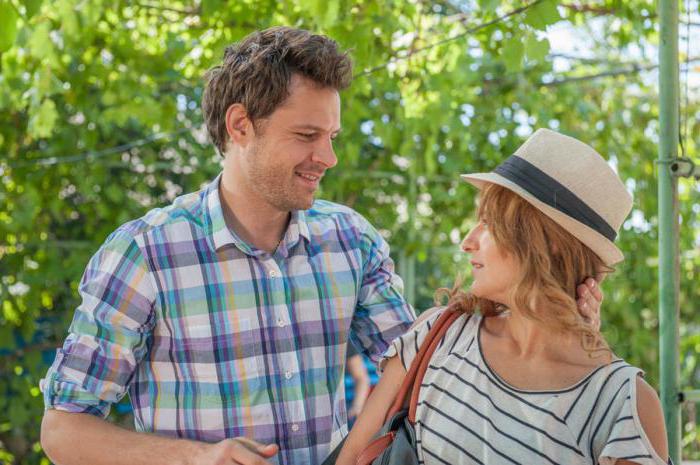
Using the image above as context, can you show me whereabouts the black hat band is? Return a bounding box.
[493,155,617,241]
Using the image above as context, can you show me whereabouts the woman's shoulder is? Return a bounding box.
[583,360,668,465]
[632,377,668,462]
[586,359,643,391]
[383,308,477,371]
[411,307,480,338]
[409,306,445,329]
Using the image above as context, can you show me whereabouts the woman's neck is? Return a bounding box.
[486,309,579,360]
[480,309,608,391]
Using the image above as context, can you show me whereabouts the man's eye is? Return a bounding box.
[298,133,315,139]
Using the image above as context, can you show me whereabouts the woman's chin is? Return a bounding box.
[469,284,487,299]
[470,285,505,304]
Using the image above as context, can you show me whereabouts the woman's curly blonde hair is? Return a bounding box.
[435,183,613,357]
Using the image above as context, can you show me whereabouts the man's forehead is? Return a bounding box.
[290,123,342,133]
[272,75,342,129]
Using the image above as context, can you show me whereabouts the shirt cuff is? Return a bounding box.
[41,372,111,418]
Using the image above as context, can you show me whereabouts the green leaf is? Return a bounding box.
[105,184,124,202]
[523,0,561,31]
[0,1,19,52]
[324,0,340,27]
[525,35,550,62]
[502,37,525,73]
[28,21,53,61]
[58,0,79,38]
[201,0,222,18]
[22,0,43,19]
[28,99,58,139]
[309,0,340,28]
[478,0,499,13]
[8,400,29,429]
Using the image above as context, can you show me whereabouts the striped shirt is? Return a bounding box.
[41,174,415,465]
[384,310,668,465]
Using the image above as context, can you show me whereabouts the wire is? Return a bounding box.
[7,1,697,170]
[6,2,542,170]
[544,58,700,86]
[354,0,543,77]
[7,126,195,168]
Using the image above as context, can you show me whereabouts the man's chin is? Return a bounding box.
[295,197,315,211]
[275,195,314,212]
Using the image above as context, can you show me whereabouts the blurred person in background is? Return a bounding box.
[345,338,373,426]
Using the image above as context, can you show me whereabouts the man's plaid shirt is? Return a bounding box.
[42,174,415,465]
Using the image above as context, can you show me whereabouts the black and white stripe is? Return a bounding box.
[387,310,667,465]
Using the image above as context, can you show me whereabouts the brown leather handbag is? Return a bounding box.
[323,309,460,465]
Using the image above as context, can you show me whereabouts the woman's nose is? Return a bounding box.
[461,227,479,252]
[462,222,481,253]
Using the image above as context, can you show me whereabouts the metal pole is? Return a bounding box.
[658,0,681,462]
[404,156,417,307]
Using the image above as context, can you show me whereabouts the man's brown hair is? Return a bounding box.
[202,26,353,155]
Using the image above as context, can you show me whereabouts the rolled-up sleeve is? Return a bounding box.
[349,218,416,364]
[41,230,156,417]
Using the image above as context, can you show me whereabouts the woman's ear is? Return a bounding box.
[549,240,560,256]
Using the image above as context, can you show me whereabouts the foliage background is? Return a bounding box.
[0,0,699,463]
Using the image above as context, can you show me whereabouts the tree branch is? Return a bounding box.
[133,2,199,15]
[561,2,699,27]
[560,3,615,15]
[357,0,543,77]
[0,340,62,370]
[544,57,700,86]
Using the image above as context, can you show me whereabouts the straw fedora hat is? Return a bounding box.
[460,128,633,265]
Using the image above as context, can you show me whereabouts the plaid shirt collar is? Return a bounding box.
[205,174,310,256]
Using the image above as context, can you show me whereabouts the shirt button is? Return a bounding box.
[277,318,286,327]
[285,371,293,380]
[269,270,278,277]
[291,424,299,432]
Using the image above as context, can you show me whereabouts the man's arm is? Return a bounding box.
[41,232,278,465]
[349,217,416,361]
[41,410,277,465]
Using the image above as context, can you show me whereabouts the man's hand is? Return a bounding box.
[41,409,279,465]
[576,277,604,331]
[193,437,278,465]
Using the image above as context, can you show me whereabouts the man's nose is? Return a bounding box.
[313,138,337,168]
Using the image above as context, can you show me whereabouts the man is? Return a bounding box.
[40,27,414,465]
[40,27,603,465]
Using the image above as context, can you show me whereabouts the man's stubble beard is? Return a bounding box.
[247,140,315,212]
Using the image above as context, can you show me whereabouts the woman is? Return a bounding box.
[336,129,669,465]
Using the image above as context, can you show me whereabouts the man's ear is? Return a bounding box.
[225,103,252,147]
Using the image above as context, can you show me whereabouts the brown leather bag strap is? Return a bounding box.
[355,432,396,465]
[408,310,461,423]
[383,309,460,422]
